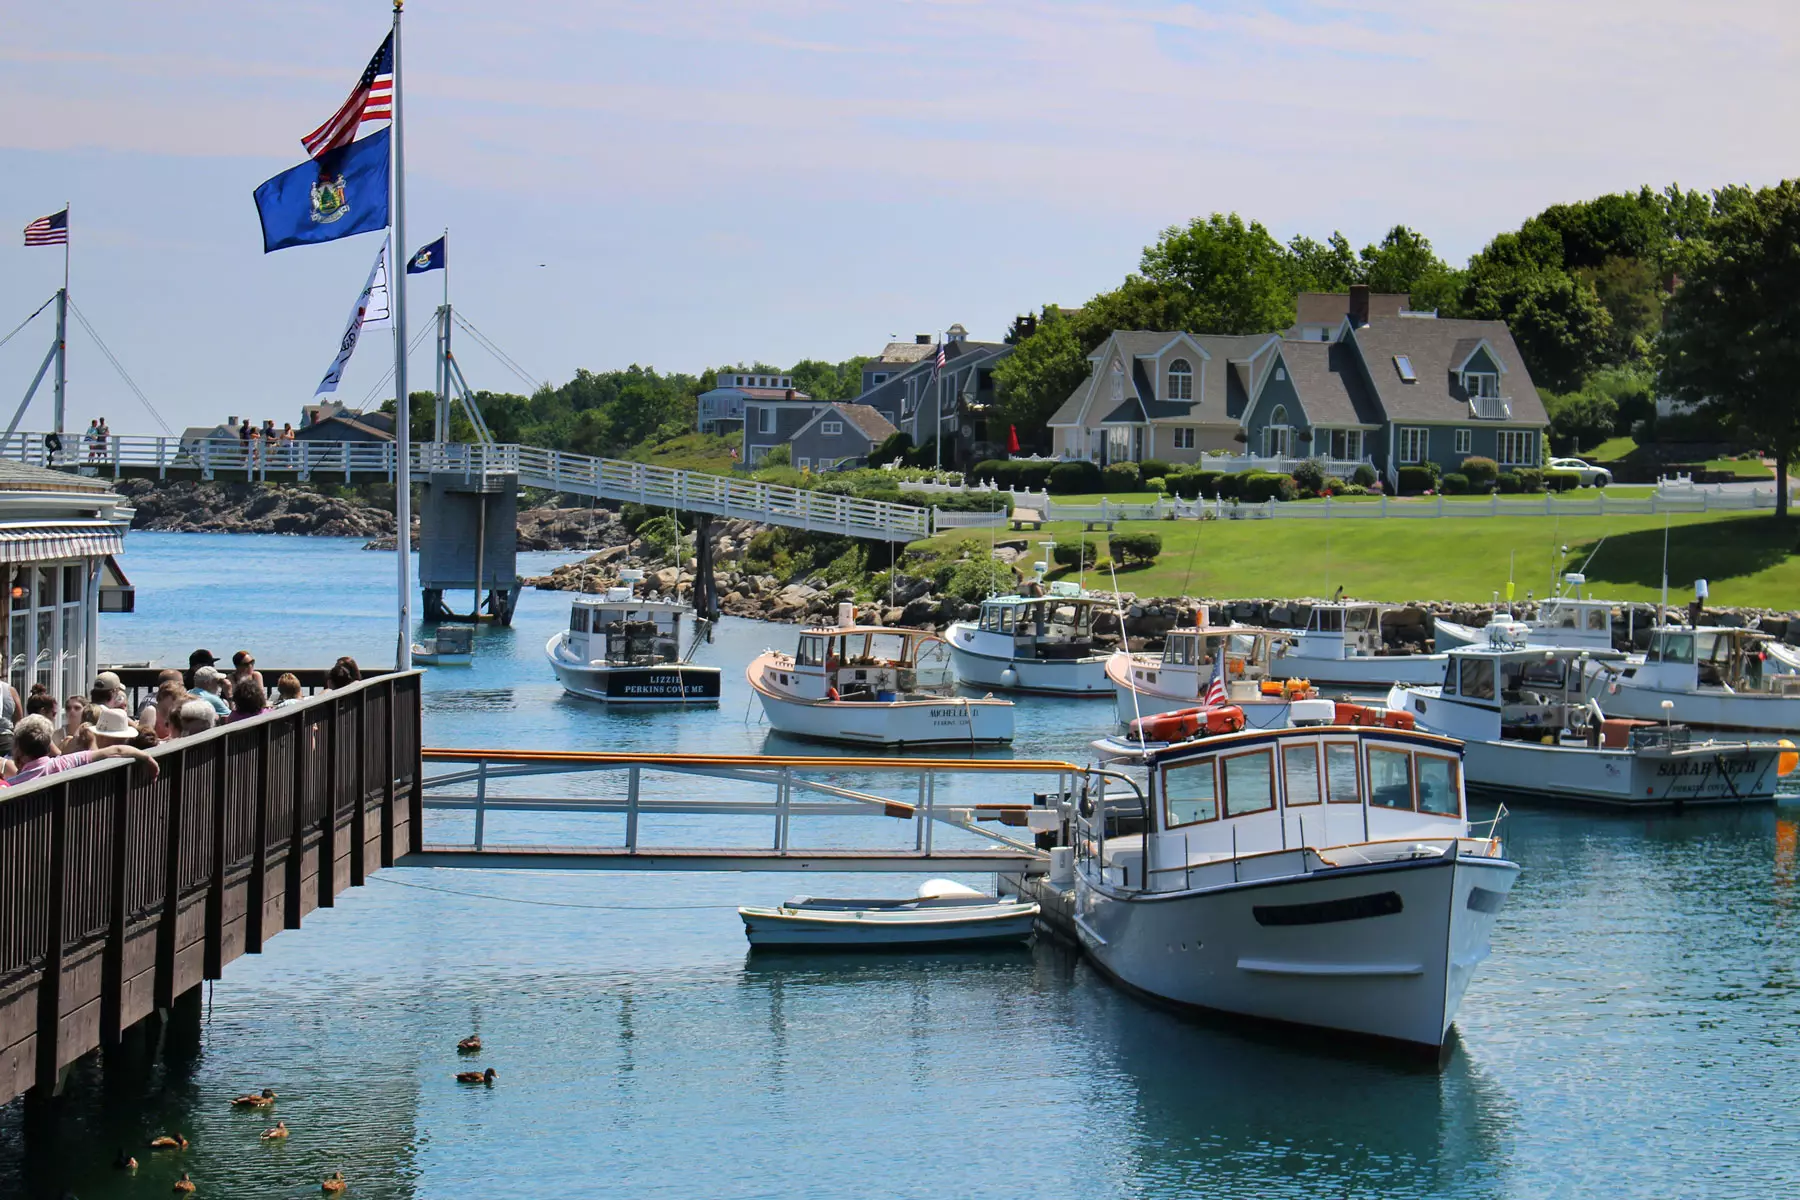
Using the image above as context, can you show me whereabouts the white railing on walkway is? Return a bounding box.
[0,433,935,543]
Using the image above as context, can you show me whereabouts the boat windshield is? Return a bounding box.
[1648,631,1695,664]
[913,639,954,690]
[1311,607,1344,633]
[1344,607,1375,633]
[596,608,682,665]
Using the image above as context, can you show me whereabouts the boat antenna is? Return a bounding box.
[1108,555,1148,753]
[1659,513,1670,627]
[1177,503,1203,602]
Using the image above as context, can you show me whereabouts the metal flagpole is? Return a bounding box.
[53,202,67,437]
[934,331,942,473]
[391,0,413,671]
[436,227,450,442]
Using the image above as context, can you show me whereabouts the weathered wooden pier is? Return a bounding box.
[0,671,423,1109]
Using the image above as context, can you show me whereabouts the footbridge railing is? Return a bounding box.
[0,433,933,543]
[406,749,1100,873]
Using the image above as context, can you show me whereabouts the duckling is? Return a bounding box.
[456,1034,481,1053]
[231,1087,277,1108]
[172,1173,196,1194]
[115,1149,139,1170]
[148,1133,189,1150]
[454,1066,497,1085]
[260,1120,289,1142]
[321,1170,347,1194]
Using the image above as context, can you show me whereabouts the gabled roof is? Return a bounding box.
[702,384,814,401]
[1346,316,1548,425]
[876,341,936,364]
[798,402,896,442]
[1450,337,1505,374]
[1051,331,1279,426]
[1271,340,1384,427]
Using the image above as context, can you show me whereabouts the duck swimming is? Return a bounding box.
[148,1133,189,1150]
[454,1067,497,1085]
[115,1149,139,1170]
[260,1121,289,1141]
[231,1088,277,1108]
[321,1170,347,1193]
[172,1173,196,1194]
[457,1035,481,1053]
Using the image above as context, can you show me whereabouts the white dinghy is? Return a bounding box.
[739,879,1039,949]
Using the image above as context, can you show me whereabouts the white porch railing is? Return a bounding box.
[1468,395,1512,420]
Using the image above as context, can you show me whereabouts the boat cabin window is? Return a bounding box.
[1648,632,1694,664]
[999,607,1017,635]
[979,605,1002,633]
[570,606,590,633]
[1324,742,1362,803]
[1345,607,1374,633]
[796,636,826,668]
[1416,753,1461,817]
[1282,743,1322,805]
[1046,602,1089,638]
[1586,606,1609,632]
[1543,602,1578,629]
[1458,657,1495,700]
[1502,656,1566,697]
[1164,635,1195,667]
[1311,608,1344,633]
[1162,757,1217,827]
[1221,750,1276,817]
[1441,658,1458,694]
[1368,746,1414,810]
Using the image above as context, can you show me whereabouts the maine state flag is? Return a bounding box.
[254,128,390,254]
[406,235,445,273]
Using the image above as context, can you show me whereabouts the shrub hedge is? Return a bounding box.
[1100,462,1141,492]
[1136,458,1173,482]
[1440,472,1471,495]
[1352,463,1377,487]
[1052,541,1096,569]
[1397,466,1437,495]
[1048,461,1104,494]
[1543,469,1581,492]
[1459,456,1499,487]
[1109,531,1162,566]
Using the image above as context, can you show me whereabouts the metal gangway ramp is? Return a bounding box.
[400,749,1126,873]
[0,433,932,543]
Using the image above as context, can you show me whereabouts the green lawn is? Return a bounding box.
[1585,436,1637,463]
[1704,457,1774,479]
[621,431,740,474]
[917,511,1800,608]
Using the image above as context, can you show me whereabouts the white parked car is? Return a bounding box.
[1549,457,1612,487]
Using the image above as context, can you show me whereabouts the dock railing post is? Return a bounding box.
[473,759,488,851]
[923,769,935,856]
[625,764,640,853]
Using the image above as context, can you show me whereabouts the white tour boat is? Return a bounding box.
[1586,625,1800,734]
[545,569,721,704]
[1108,627,1315,730]
[947,581,1112,695]
[411,623,473,666]
[1387,639,1790,807]
[748,618,1014,747]
[1073,699,1518,1054]
[739,879,1038,949]
[1433,573,1620,653]
[1269,602,1445,687]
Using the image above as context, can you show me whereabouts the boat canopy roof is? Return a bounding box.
[799,624,946,643]
[980,589,1097,610]
[1443,642,1598,665]
[1148,722,1462,767]
[571,594,691,614]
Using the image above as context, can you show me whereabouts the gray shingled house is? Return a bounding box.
[789,403,898,472]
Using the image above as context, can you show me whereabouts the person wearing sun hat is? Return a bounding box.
[91,707,141,746]
[3,714,158,786]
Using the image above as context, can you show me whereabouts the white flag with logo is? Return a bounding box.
[315,241,392,396]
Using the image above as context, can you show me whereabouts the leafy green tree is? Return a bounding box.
[992,306,1091,450]
[1359,225,1448,295]
[1660,179,1800,518]
[1288,232,1360,292]
[1460,256,1612,393]
[1138,213,1300,333]
[1577,256,1664,364]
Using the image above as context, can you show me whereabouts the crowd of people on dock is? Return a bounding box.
[0,648,363,786]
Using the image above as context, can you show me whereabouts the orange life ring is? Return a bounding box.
[1128,704,1244,742]
[827,686,840,701]
[1381,709,1415,731]
[1202,705,1246,734]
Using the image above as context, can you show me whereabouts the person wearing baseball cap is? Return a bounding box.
[186,649,217,689]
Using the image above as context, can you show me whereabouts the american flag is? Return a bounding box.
[1203,652,1228,707]
[301,33,395,159]
[934,339,947,373]
[23,208,68,246]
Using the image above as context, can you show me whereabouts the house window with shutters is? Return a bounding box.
[1168,359,1193,401]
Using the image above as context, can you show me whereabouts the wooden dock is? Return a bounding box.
[0,672,423,1108]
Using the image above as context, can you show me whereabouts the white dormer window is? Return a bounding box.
[1168,359,1193,401]
[821,421,843,436]
[1464,373,1500,398]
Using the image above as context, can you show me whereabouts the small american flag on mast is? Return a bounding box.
[300,33,395,159]
[1203,652,1228,707]
[934,338,947,372]
[23,208,68,246]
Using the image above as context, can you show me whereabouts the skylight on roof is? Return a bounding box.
[1394,354,1417,382]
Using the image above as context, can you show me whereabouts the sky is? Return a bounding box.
[0,0,1795,435]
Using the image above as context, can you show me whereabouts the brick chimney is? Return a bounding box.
[1348,284,1371,328]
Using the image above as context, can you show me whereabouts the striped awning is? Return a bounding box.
[0,521,127,564]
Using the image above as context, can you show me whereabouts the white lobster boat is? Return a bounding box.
[1074,700,1518,1054]
[545,570,721,704]
[1586,626,1800,734]
[1108,627,1314,730]
[1433,573,1620,653]
[748,621,1013,747]
[1269,602,1445,687]
[1387,640,1790,807]
[947,582,1112,695]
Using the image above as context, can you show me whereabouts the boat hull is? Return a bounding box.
[1591,680,1800,736]
[1458,737,1781,807]
[547,635,721,704]
[1075,849,1518,1052]
[1270,650,1445,688]
[740,903,1039,948]
[749,654,1013,746]
[948,641,1111,695]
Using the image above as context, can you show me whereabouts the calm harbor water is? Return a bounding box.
[2,532,1797,1199]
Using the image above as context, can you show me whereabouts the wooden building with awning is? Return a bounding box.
[0,460,133,700]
